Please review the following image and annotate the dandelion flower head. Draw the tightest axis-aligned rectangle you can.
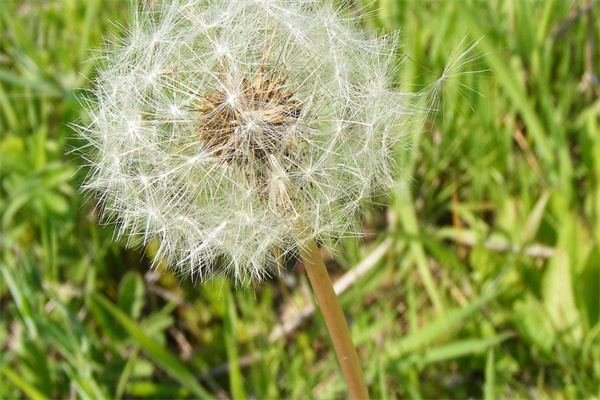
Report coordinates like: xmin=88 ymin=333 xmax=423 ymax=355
xmin=80 ymin=0 xmax=416 ymax=284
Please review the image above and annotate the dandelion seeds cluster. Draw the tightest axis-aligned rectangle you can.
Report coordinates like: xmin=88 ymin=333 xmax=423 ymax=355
xmin=80 ymin=0 xmax=418 ymax=284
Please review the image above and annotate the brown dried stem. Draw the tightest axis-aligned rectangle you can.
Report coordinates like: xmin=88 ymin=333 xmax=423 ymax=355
xmin=299 ymin=239 xmax=369 ymax=400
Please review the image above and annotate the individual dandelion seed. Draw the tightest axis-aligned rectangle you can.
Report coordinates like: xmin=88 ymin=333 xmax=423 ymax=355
xmin=78 ymin=0 xmax=427 ymax=397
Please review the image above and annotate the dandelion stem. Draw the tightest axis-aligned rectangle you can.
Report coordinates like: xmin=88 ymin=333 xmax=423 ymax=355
xmin=300 ymin=239 xmax=369 ymax=400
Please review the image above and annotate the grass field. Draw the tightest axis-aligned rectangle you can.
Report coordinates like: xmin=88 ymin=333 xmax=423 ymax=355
xmin=1 ymin=0 xmax=599 ymax=398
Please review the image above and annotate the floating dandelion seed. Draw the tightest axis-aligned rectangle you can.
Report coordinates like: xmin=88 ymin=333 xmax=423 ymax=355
xmin=80 ymin=0 xmax=417 ymax=285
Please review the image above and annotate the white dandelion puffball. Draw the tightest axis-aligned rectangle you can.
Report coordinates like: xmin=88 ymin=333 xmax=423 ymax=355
xmin=81 ymin=0 xmax=416 ymax=284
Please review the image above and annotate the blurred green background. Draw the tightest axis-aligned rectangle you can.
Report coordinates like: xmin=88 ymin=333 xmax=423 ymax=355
xmin=1 ymin=0 xmax=599 ymax=398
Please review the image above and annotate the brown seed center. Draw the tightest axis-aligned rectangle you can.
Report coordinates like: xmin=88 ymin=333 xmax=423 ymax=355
xmin=196 ymin=68 xmax=301 ymax=164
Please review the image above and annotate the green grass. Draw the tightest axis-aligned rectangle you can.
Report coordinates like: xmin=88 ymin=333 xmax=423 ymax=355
xmin=1 ymin=0 xmax=599 ymax=398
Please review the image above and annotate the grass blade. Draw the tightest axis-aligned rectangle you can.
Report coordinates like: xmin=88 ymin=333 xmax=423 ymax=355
xmin=455 ymin=3 xmax=554 ymax=169
xmin=90 ymin=292 xmax=213 ymax=399
xmin=224 ymin=286 xmax=247 ymax=399
xmin=387 ymin=291 xmax=497 ymax=359
xmin=390 ymin=333 xmax=512 ymax=371
xmin=0 ymin=365 xmax=47 ymax=400
xmin=484 ymin=348 xmax=496 ymax=400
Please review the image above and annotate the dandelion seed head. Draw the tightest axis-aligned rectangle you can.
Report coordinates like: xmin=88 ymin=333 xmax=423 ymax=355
xmin=80 ymin=0 xmax=422 ymax=284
